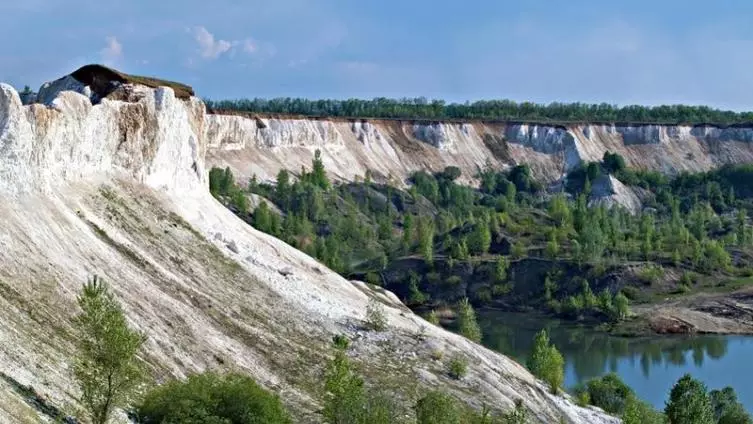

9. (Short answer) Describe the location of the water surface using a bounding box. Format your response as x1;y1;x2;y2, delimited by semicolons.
478;310;753;411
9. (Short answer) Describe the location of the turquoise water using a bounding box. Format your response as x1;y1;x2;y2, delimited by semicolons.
478;310;753;411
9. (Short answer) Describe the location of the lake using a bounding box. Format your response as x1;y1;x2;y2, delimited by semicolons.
478;310;753;411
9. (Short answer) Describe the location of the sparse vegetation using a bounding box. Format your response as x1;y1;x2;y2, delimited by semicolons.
365;297;388;332
447;355;469;380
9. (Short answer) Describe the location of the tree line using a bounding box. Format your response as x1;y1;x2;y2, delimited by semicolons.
204;97;753;125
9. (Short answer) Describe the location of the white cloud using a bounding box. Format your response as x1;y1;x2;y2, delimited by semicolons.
192;27;266;60
194;26;232;59
100;36;123;65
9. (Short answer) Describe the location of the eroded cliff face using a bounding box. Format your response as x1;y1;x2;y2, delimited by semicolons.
0;82;616;423
205;115;753;188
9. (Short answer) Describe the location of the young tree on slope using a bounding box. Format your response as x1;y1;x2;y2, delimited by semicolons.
73;276;147;424
664;374;714;424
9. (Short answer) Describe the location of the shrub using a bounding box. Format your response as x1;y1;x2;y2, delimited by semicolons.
447;355;469;380
365;298;388;332
135;372;291;424
426;309;440;325
638;265;664;285
332;334;350;350
415;391;461;424
365;272;381;286
445;275;463;286
579;373;634;415
430;349;444;361
621;286;640;301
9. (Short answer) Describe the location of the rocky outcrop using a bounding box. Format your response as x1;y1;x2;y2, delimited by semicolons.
588;174;643;214
0;79;617;423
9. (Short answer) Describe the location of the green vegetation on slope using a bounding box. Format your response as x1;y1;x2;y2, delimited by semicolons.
210;151;753;331
205;97;753;125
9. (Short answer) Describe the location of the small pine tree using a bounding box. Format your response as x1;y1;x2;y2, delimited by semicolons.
311;149;329;190
526;329;564;394
457;298;482;343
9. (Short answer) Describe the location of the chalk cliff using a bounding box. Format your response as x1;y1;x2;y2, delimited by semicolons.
0;77;616;423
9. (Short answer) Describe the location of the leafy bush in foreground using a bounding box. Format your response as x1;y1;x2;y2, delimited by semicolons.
135;372;291;424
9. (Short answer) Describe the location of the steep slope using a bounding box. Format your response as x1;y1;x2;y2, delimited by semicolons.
205;115;753;187
0;82;615;423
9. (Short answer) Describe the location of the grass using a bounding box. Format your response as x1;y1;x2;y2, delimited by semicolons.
71;64;194;99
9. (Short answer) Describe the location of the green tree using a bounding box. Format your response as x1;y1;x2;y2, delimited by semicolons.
231;190;249;215
614;292;630;320
275;169;291;207
324;347;367;424
468;222;492;255
526;329;564;394
311;149;330;190
253;202;273;233
136;372;291;424
457;298;482;343
73;276;147;424
418;217;435;264
495;256;510;282
664;374;714;424
548;194;572;228
415;391;461;424
710;387;752;424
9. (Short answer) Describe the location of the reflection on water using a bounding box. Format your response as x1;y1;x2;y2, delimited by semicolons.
478;310;753;410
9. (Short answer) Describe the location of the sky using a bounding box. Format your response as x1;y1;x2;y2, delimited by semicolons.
2;0;753;109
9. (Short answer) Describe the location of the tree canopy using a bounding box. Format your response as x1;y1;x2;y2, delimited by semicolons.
205;96;753;125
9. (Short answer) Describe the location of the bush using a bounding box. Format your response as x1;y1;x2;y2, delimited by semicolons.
445;275;463;286
135;372;291;424
365;272;381;286
415;391;461;424
332;334;350;350
365;298;388;332
578;373;634;415
447;355;469;380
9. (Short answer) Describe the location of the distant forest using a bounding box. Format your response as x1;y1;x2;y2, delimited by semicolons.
204;97;753;125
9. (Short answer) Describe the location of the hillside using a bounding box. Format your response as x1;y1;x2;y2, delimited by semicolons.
0;71;615;422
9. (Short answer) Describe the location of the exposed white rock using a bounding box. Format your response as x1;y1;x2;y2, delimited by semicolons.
0;81;619;423
589;174;642;213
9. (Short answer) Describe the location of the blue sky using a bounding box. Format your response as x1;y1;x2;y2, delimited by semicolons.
2;0;753;109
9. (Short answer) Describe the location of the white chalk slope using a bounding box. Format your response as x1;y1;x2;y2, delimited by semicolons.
0;82;616;423
205;115;753;189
